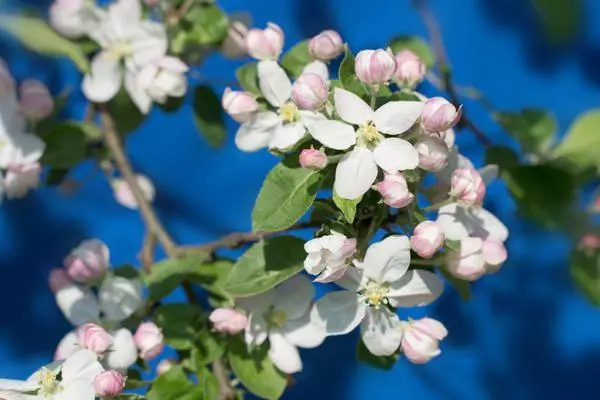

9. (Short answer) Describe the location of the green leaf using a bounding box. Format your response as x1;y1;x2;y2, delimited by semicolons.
188;259;234;301
0;15;89;72
41;123;88;168
45;168;70;186
236;63;261;96
184;4;229;46
124;369;149;390
310;200;340;222
440;268;471;301
224;236;305;297
484;146;520;170
357;339;398;370
552;109;600;173
571;248;600;306
228;339;287;400
252;157;326;232
153;304;202;349
388;35;435;68
280;40;312;78
532;0;582;44
193;85;226;148
112;265;141;280
159;95;186;114
145;253;209;301
107;90;145;134
338;45;367;97
333;191;361;224
147;366;203;400
118;395;147;400
494;109;556;153
190;330;225;368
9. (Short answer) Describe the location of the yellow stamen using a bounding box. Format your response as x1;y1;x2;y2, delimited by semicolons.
279;102;299;123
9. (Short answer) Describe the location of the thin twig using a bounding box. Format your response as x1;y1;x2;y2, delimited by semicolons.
139;231;157;272
212;359;237;400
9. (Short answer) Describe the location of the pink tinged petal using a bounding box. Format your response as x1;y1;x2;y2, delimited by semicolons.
55;285;101;326
446;237;486;281
105;329;137;370
124;70;152;114
99;277;144;322
360;308;403;356
333;88;373;125
55;331;80;361
82;52;122;103
269;122;305;151
157;56;189;74
373;138;419;172
313;266;348;283
412;317;448;340
273;275;314;320
387;270;444;307
258;61;291;107
234;111;279;152
301;60;329;81
281;307;326;348
268;332;302;374
373;101;424;135
314;291;366;336
482;239;507;267
334;147;378;200
61;349;104;384
307;120;356;150
245;313;269;347
363;235;411;283
401;326;441;364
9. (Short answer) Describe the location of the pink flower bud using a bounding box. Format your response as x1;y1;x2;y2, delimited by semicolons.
222;88;259;123
355;48;397;85
421;97;462;133
134;322;164;360
246;22;284;61
373;172;414;208
156;359;177;375
414;136;450;172
0;59;15;93
394;50;426;87
483;239;507;274
19;79;54;120
209;308;248;335
64;239;109;283
446;237;486;281
410;221;444;259
299;148;327;170
450;168;486;206
93;370;126;398
221;13;251;59
113;174;155;209
49;268;73;293
401;318;447;364
308;30;344;61
291;73;328;110
77;323;113;354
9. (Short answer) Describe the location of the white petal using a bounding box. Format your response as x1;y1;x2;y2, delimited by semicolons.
99;276;144;322
124;70;152;114
235;111;278;152
0;379;38;392
373;138;419;172
13;133;45;164
258;60;291;107
237;291;274;314
302;60;329;81
298;110;327;127
437;203;509;242
479;164;499;184
82;52;122;103
435;147;474;183
54;331;80;361
0;391;40;400
334;267;363;292
61;349;104;384
333;88;373;125
314;291;366;336
105;329;137;371
55;379;95;400
363;235;411;283
308;120;356;150
334;147;378;200
129;24;168;68
281;307;326;348
245;312;268;348
268;332;302;374
360;308;403;356
269;122;306;151
107;0;141;38
274;274;314;320
373;101;424;135
55;286;100;326
388;270;444;307
304;253;325;276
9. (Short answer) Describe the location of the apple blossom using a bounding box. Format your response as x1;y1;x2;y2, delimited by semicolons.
301;60;330;82
64;239;109;283
209;308;248;334
308;88;423;199
421;97;462;133
133;56;189;113
291;73;328;110
113;174;156;209
315;236;444;356
414;136;450;172
308;30;344;61
105;328;138;370
373;172;415;208
49;268;73;294
93;370;126;398
19;79;54;119
76;323;113;354
49;0;105;39
304;232;357;282
299;147;327;170
436;202;509;242
410;221;445;259
355;48;397;85
54;331;79;361
450;168;486;206
134;322;164;360
401;317;447;364
221;12;252;59
394;50;426;88
222;88;259;123
246;23;284;61
483;238;508;274
446;237;486;281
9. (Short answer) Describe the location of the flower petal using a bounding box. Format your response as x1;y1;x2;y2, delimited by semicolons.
334;267;363;292
54;331;80;361
363;235;411;283
61;349;104;384
124;70;152;114
302;60;329;81
268;332;302;374
274;274;314;320
107;0;141;38
99;276;144;322
55;286;100;326
281;306;326;349
361;308;403;356
437;203;509;242
373;101;424;135
314;291;366;336
333;88;373;125
55;379;95;400
479;164;499;184
258;60;291;107
334;147;378;200
373;138;419;172
82;52;122;103
245;312;269;348
104;329;137;371
237;291;274;314
387;270;444;307
298;110;327;127
0;379;39;392
235;111;278;152
308;120;356;150
269;122;306;150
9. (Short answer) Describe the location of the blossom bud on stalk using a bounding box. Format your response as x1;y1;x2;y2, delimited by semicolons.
421;97;462;133
77;323;113;354
93;370;126;398
209;308;248;335
401;318;447;364
308;30;344;61
64;239;109;283
246;23;284;60
299;148;327;170
291;73;328;110
355;48;397;85
222;88;259;123
49;268;73;293
410;221;445;259
446;237;486;281
394;50;426;88
450;168;486;206
134;322;164;360
373;172;414;208
156;359;177;375
482;238;507;274
113;174;156;209
221;13;251;59
19;79;54;119
414;136;450;172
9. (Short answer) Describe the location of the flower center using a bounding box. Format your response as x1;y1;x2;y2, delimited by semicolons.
358;281;389;309
38;368;61;397
110;40;133;59
357;120;383;149
265;308;287;329
279;102;299;123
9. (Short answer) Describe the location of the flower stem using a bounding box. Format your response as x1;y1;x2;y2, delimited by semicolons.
369;85;379;109
422;198;455;212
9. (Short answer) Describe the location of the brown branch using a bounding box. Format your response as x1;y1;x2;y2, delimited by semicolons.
139;231;157;272
212;359;236;400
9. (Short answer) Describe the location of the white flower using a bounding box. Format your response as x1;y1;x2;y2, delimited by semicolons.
308;88;423;199
49;0;105;39
314;235;444;356
239;275;326;374
0;349;103;400
235;61;325;152
134;56;189;113
436;146;498;185
436;202;509;242
304;232;357;283
82;0;167;113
